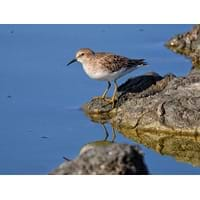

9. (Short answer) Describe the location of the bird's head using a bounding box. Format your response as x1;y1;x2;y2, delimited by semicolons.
67;48;95;66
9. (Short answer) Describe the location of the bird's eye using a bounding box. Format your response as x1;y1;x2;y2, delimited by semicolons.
81;53;84;56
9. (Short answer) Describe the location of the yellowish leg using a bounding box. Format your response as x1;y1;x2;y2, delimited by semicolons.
102;81;111;99
111;80;118;108
92;81;111;100
102;80;118;108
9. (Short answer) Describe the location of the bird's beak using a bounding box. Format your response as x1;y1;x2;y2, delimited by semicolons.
67;58;77;66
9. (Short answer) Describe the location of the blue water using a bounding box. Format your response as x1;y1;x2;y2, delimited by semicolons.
0;24;199;174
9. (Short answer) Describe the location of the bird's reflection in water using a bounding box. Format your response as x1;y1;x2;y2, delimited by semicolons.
101;123;116;142
82;109;117;142
63;122;117;161
79;123;117;155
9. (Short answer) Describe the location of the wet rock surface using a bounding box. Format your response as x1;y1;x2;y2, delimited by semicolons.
166;25;200;68
50;143;148;175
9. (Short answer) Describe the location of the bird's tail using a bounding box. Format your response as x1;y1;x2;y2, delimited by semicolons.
135;59;147;66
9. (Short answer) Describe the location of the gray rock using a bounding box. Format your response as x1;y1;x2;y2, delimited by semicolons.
166;25;200;68
49;143;148;175
83;69;200;135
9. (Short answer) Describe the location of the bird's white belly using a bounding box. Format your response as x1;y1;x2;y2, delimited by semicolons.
82;64;110;81
82;63;136;81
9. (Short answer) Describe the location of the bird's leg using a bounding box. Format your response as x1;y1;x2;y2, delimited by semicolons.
103;80;118;108
111;80;118;108
102;81;111;99
92;81;111;100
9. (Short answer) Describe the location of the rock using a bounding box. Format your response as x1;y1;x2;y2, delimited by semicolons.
83;69;200;135
166;25;200;68
114;70;200;133
49;143;149;175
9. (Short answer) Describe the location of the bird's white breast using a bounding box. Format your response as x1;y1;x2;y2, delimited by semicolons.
82;63;108;80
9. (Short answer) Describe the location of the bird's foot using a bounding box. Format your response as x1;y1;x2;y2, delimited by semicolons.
102;98;117;109
92;96;103;100
91;96;117;109
92;96;111;101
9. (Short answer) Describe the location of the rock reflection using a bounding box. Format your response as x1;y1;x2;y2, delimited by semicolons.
115;126;200;167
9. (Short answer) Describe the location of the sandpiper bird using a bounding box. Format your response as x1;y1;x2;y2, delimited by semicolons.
67;48;147;108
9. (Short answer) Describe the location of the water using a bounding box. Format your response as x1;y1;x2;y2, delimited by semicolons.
0;24;199;174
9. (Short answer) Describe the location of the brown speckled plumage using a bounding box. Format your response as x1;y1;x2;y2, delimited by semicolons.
93;52;146;73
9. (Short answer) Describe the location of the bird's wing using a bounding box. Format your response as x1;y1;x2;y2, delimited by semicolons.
95;53;146;73
95;53;129;72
